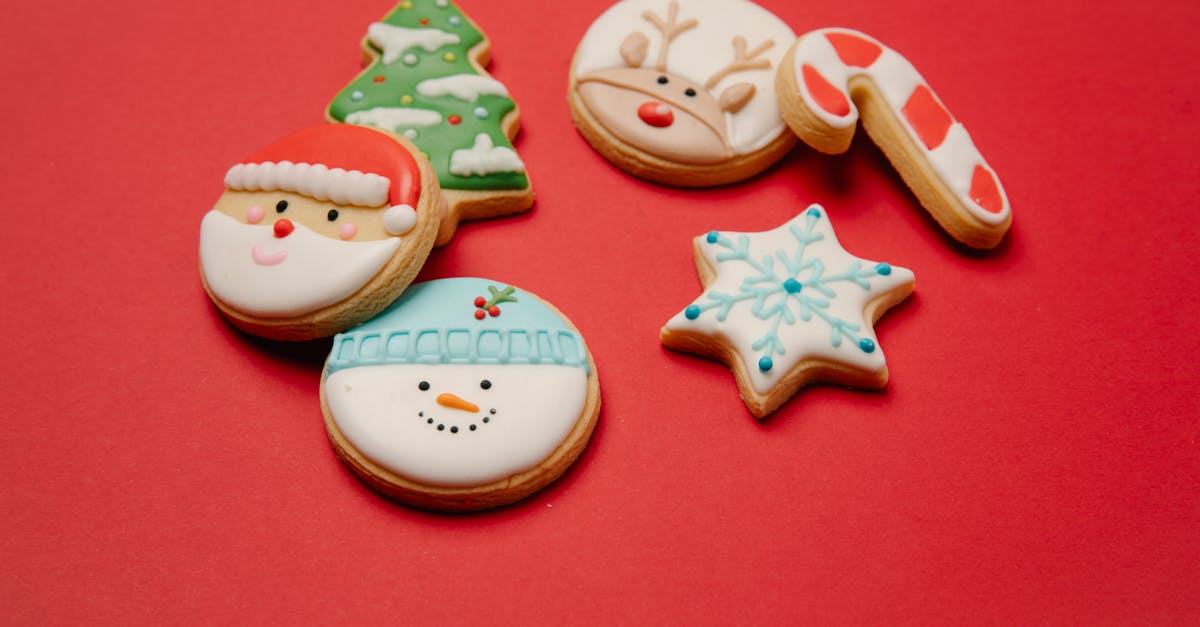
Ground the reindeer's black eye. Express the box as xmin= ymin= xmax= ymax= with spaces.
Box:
xmin=684 ymin=87 xmax=697 ymax=97
xmin=327 ymin=209 xmax=339 ymax=222
xmin=656 ymin=75 xmax=668 ymax=85
xmin=480 ymin=380 xmax=492 ymax=390
xmin=275 ymin=200 xmax=288 ymax=213
xmin=418 ymin=381 xmax=430 ymax=391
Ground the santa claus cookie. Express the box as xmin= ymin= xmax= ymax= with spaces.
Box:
xmin=321 ymin=278 xmax=600 ymax=511
xmin=569 ymin=0 xmax=798 ymax=186
xmin=327 ymin=0 xmax=532 ymax=246
xmin=661 ymin=205 xmax=914 ymax=418
xmin=199 ymin=124 xmax=440 ymax=341
xmin=776 ymin=28 xmax=1012 ymax=249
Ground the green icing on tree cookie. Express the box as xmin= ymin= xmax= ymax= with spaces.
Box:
xmin=328 ymin=0 xmax=529 ymax=192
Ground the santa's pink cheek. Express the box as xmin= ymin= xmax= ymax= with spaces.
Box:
xmin=245 ymin=205 xmax=265 ymax=224
xmin=339 ymin=223 xmax=358 ymax=240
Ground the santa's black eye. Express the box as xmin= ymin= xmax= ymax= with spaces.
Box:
xmin=656 ymin=75 xmax=668 ymax=85
xmin=418 ymin=381 xmax=430 ymax=391
xmin=480 ymin=380 xmax=491 ymax=390
xmin=684 ymin=87 xmax=696 ymax=97
xmin=327 ymin=209 xmax=339 ymax=221
xmin=275 ymin=200 xmax=288 ymax=213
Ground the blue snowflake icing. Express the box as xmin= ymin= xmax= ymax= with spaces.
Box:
xmin=687 ymin=208 xmax=890 ymax=373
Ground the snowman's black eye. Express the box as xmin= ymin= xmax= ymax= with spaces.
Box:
xmin=275 ymin=200 xmax=288 ymax=213
xmin=480 ymin=380 xmax=492 ymax=390
xmin=418 ymin=381 xmax=430 ymax=391
xmin=656 ymin=75 xmax=668 ymax=85
xmin=327 ymin=209 xmax=339 ymax=221
xmin=684 ymin=87 xmax=696 ymax=97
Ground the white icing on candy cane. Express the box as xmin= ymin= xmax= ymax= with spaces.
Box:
xmin=789 ymin=28 xmax=1010 ymax=226
xmin=573 ymin=0 xmax=795 ymax=154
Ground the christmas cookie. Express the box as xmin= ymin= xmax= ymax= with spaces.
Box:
xmin=568 ymin=0 xmax=798 ymax=186
xmin=199 ymin=124 xmax=440 ymax=341
xmin=776 ymin=28 xmax=1012 ymax=249
xmin=321 ymin=278 xmax=600 ymax=511
xmin=327 ymin=0 xmax=532 ymax=246
xmin=660 ymin=205 xmax=914 ymax=418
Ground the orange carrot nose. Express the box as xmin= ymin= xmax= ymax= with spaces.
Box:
xmin=436 ymin=393 xmax=479 ymax=413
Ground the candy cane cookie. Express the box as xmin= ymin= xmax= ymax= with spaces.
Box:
xmin=776 ymin=28 xmax=1012 ymax=249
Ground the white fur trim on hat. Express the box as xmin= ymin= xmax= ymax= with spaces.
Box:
xmin=224 ymin=160 xmax=390 ymax=207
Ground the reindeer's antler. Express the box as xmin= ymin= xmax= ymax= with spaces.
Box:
xmin=704 ymin=36 xmax=775 ymax=89
xmin=642 ymin=1 xmax=698 ymax=72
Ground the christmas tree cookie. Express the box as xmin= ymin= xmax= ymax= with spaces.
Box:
xmin=327 ymin=0 xmax=532 ymax=246
xmin=660 ymin=205 xmax=915 ymax=418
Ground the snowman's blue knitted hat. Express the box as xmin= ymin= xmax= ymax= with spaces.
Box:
xmin=326 ymin=278 xmax=590 ymax=375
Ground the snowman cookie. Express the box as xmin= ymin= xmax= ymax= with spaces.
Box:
xmin=199 ymin=124 xmax=441 ymax=341
xmin=321 ymin=278 xmax=600 ymax=511
xmin=327 ymin=0 xmax=532 ymax=246
xmin=661 ymin=205 xmax=915 ymax=418
xmin=568 ymin=0 xmax=798 ymax=186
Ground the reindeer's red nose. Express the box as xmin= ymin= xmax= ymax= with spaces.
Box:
xmin=273 ymin=218 xmax=295 ymax=238
xmin=637 ymin=101 xmax=674 ymax=128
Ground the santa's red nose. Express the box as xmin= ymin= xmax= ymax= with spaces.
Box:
xmin=637 ymin=101 xmax=674 ymax=127
xmin=273 ymin=218 xmax=294 ymax=238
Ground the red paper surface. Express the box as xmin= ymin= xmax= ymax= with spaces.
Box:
xmin=2 ymin=0 xmax=1198 ymax=623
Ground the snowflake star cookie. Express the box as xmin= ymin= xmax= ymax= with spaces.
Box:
xmin=660 ymin=206 xmax=915 ymax=418
xmin=321 ymin=278 xmax=600 ymax=511
xmin=199 ymin=124 xmax=440 ymax=341
xmin=327 ymin=0 xmax=532 ymax=246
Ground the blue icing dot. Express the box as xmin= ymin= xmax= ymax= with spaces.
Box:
xmin=806 ymin=207 xmax=822 ymax=218
xmin=758 ymin=356 xmax=773 ymax=372
xmin=705 ymin=230 xmax=719 ymax=244
xmin=350 ymin=90 xmax=364 ymax=102
xmin=875 ymin=262 xmax=892 ymax=276
xmin=473 ymin=106 xmax=488 ymax=119
xmin=783 ymin=278 xmax=802 ymax=294
xmin=684 ymin=305 xmax=700 ymax=320
xmin=858 ymin=338 xmax=876 ymax=353
xmin=448 ymin=15 xmax=462 ymax=26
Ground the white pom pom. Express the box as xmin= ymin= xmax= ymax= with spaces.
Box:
xmin=383 ymin=204 xmax=417 ymax=235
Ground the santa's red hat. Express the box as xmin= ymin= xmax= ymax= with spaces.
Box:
xmin=223 ymin=124 xmax=422 ymax=211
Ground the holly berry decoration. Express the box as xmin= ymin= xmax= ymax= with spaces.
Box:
xmin=472 ymin=284 xmax=518 ymax=319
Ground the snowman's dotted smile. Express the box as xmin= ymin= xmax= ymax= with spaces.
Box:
xmin=416 ymin=379 xmax=496 ymax=435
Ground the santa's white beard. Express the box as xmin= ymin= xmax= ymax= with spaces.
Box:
xmin=200 ymin=210 xmax=400 ymax=317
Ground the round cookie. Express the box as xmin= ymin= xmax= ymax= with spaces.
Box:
xmin=198 ymin=124 xmax=441 ymax=341
xmin=321 ymin=278 xmax=600 ymax=511
xmin=568 ymin=0 xmax=798 ymax=187
xmin=775 ymin=28 xmax=1013 ymax=249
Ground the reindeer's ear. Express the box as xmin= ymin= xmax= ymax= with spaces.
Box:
xmin=719 ymin=82 xmax=756 ymax=113
xmin=620 ymin=32 xmax=649 ymax=67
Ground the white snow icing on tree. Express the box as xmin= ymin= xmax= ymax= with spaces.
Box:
xmin=449 ymin=133 xmax=525 ymax=176
xmin=368 ymin=23 xmax=461 ymax=64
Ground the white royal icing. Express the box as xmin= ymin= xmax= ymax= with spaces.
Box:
xmin=199 ymin=210 xmax=400 ymax=317
xmin=345 ymin=107 xmax=444 ymax=131
xmin=572 ymin=0 xmax=795 ymax=154
xmin=663 ymin=206 xmax=914 ymax=394
xmin=449 ymin=133 xmax=526 ymax=176
xmin=325 ymin=364 xmax=588 ymax=487
xmin=367 ymin=23 xmax=461 ymax=65
xmin=416 ymin=74 xmax=510 ymax=102
xmin=224 ymin=161 xmax=390 ymax=208
xmin=790 ymin=28 xmax=1011 ymax=224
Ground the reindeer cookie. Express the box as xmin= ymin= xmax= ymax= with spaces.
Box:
xmin=776 ymin=28 xmax=1013 ymax=249
xmin=569 ymin=0 xmax=797 ymax=187
xmin=199 ymin=125 xmax=441 ymax=340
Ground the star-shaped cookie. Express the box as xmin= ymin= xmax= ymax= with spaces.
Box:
xmin=660 ymin=205 xmax=915 ymax=418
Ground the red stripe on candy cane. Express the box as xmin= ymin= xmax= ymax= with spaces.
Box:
xmin=901 ymin=85 xmax=954 ymax=150
xmin=969 ymin=165 xmax=1005 ymax=214
xmin=824 ymin=32 xmax=882 ymax=68
xmin=801 ymin=64 xmax=850 ymax=117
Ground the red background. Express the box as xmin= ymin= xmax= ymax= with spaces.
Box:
xmin=3 ymin=0 xmax=1198 ymax=623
